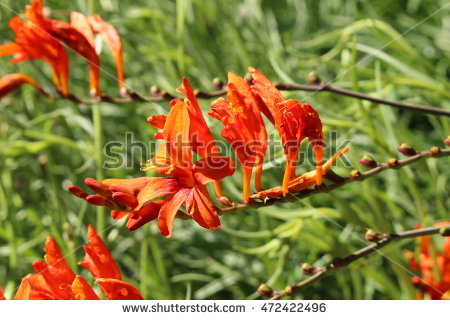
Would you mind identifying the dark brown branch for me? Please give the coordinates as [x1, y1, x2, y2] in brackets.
[276, 82, 450, 116]
[36, 80, 450, 116]
[219, 147, 450, 214]
[267, 224, 450, 300]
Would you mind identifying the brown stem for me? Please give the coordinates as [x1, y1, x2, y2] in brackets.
[268, 224, 450, 300]
[34, 80, 449, 116]
[219, 147, 450, 214]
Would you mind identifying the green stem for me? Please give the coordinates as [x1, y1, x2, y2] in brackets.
[92, 103, 105, 233]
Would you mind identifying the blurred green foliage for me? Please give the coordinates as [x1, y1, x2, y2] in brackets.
[0, 0, 449, 299]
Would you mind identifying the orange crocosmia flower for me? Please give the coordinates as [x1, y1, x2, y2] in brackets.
[250, 147, 349, 201]
[248, 67, 324, 196]
[70, 12, 96, 47]
[0, 73, 46, 99]
[13, 225, 143, 300]
[209, 72, 268, 203]
[87, 15, 125, 95]
[147, 78, 226, 198]
[70, 102, 235, 237]
[0, 15, 69, 95]
[409, 222, 450, 300]
[21, 0, 101, 96]
[140, 100, 235, 237]
[78, 225, 121, 280]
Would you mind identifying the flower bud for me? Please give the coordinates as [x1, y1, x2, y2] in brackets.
[300, 263, 317, 275]
[397, 143, 416, 156]
[212, 78, 224, 90]
[365, 228, 386, 242]
[429, 146, 440, 157]
[332, 257, 345, 268]
[307, 71, 321, 85]
[349, 169, 361, 180]
[444, 136, 450, 146]
[284, 285, 296, 296]
[68, 185, 88, 199]
[387, 158, 399, 168]
[257, 283, 273, 297]
[149, 85, 161, 96]
[359, 155, 377, 168]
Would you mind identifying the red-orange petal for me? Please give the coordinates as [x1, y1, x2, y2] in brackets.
[14, 278, 31, 300]
[86, 195, 112, 207]
[78, 225, 121, 280]
[158, 188, 191, 238]
[163, 100, 192, 168]
[0, 285, 6, 300]
[112, 192, 138, 209]
[71, 275, 99, 300]
[88, 15, 125, 92]
[68, 185, 89, 199]
[126, 201, 162, 231]
[111, 210, 128, 220]
[43, 237, 76, 283]
[185, 185, 220, 231]
[193, 156, 235, 185]
[0, 73, 42, 99]
[84, 178, 112, 198]
[135, 177, 183, 211]
[147, 114, 167, 129]
[70, 12, 95, 47]
[95, 278, 143, 300]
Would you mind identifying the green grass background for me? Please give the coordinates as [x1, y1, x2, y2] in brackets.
[0, 0, 449, 299]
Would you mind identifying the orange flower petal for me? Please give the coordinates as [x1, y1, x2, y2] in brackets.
[0, 285, 6, 300]
[147, 114, 167, 130]
[95, 278, 143, 300]
[103, 177, 151, 195]
[48, 19, 100, 95]
[163, 100, 192, 169]
[112, 192, 138, 209]
[43, 237, 76, 283]
[185, 185, 220, 230]
[177, 77, 219, 157]
[71, 275, 99, 300]
[87, 15, 125, 92]
[78, 225, 121, 280]
[0, 73, 43, 99]
[14, 278, 32, 300]
[111, 210, 128, 220]
[70, 12, 95, 47]
[0, 42, 22, 57]
[135, 177, 183, 211]
[158, 188, 191, 238]
[248, 67, 284, 116]
[193, 156, 235, 185]
[126, 201, 163, 231]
